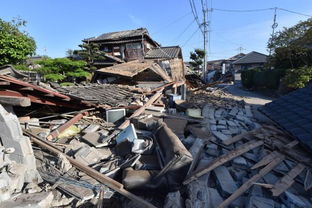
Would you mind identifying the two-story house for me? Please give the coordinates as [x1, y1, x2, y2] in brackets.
[83, 28, 159, 67]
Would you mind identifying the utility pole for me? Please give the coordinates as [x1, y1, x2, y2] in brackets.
[269, 7, 278, 56]
[201, 0, 209, 82]
[203, 9, 207, 81]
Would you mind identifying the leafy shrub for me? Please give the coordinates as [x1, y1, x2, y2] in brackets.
[60, 82, 74, 86]
[241, 68, 285, 89]
[284, 67, 312, 88]
[35, 58, 88, 82]
[241, 68, 260, 89]
[13, 64, 30, 71]
[44, 73, 66, 82]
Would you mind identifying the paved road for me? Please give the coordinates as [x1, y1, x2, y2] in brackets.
[224, 73, 273, 106]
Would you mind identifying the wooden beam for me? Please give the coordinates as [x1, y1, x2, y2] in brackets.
[47, 112, 88, 141]
[251, 151, 280, 169]
[0, 95, 31, 107]
[183, 140, 264, 185]
[24, 130, 157, 208]
[20, 87, 34, 91]
[223, 128, 261, 146]
[0, 81, 10, 85]
[119, 89, 163, 129]
[218, 155, 285, 208]
[271, 163, 305, 196]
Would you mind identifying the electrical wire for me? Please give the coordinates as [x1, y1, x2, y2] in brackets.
[213, 8, 274, 13]
[189, 0, 204, 34]
[182, 26, 201, 47]
[213, 7, 312, 18]
[151, 12, 192, 35]
[277, 7, 312, 18]
[171, 18, 196, 42]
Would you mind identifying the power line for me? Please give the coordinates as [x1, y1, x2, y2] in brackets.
[172, 18, 196, 42]
[151, 12, 192, 35]
[213, 7, 312, 18]
[189, 0, 204, 34]
[213, 8, 274, 13]
[182, 27, 201, 47]
[277, 7, 312, 18]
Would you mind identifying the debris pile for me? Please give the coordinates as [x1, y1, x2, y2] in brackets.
[0, 74, 311, 208]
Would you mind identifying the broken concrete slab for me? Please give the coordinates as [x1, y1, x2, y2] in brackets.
[212, 131, 230, 142]
[163, 191, 184, 208]
[0, 191, 54, 208]
[0, 104, 41, 183]
[246, 196, 274, 208]
[213, 166, 238, 197]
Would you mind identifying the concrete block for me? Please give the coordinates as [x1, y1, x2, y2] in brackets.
[82, 124, 100, 133]
[0, 105, 41, 183]
[217, 125, 227, 130]
[164, 191, 184, 208]
[281, 191, 306, 208]
[229, 108, 239, 117]
[0, 191, 54, 208]
[218, 120, 227, 125]
[212, 131, 230, 142]
[246, 196, 274, 208]
[213, 166, 238, 197]
[233, 156, 248, 169]
[207, 188, 223, 208]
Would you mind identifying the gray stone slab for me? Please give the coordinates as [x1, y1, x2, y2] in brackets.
[246, 196, 274, 208]
[213, 166, 238, 197]
[282, 191, 306, 208]
[82, 124, 100, 133]
[207, 188, 223, 208]
[212, 131, 230, 141]
[217, 125, 227, 130]
[229, 108, 239, 117]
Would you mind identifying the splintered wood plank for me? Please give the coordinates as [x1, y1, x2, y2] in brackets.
[251, 151, 279, 170]
[284, 140, 299, 149]
[183, 140, 264, 185]
[304, 169, 312, 191]
[218, 155, 285, 208]
[271, 163, 305, 196]
[223, 128, 261, 145]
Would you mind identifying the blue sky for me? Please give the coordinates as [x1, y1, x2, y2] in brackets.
[1, 0, 311, 61]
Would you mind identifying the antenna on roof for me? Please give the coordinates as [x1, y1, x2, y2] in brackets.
[236, 46, 246, 54]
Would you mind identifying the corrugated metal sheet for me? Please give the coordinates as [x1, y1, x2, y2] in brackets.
[232, 51, 267, 64]
[145, 46, 181, 59]
[261, 84, 312, 152]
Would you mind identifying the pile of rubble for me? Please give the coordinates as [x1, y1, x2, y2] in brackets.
[0, 74, 311, 208]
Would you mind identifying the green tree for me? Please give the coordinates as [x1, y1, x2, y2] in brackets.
[189, 48, 205, 71]
[35, 58, 90, 82]
[0, 18, 36, 65]
[268, 18, 312, 69]
[76, 42, 107, 71]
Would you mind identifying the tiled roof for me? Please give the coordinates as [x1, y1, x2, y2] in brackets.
[261, 84, 312, 152]
[232, 51, 267, 64]
[84, 28, 148, 42]
[55, 84, 143, 107]
[145, 46, 181, 59]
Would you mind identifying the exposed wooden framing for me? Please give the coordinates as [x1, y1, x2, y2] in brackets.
[218, 155, 285, 208]
[24, 130, 157, 208]
[0, 95, 31, 107]
[0, 81, 10, 85]
[19, 87, 34, 91]
[223, 128, 261, 145]
[183, 140, 264, 185]
[119, 89, 163, 129]
[251, 151, 279, 169]
[47, 112, 88, 141]
[271, 163, 305, 196]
